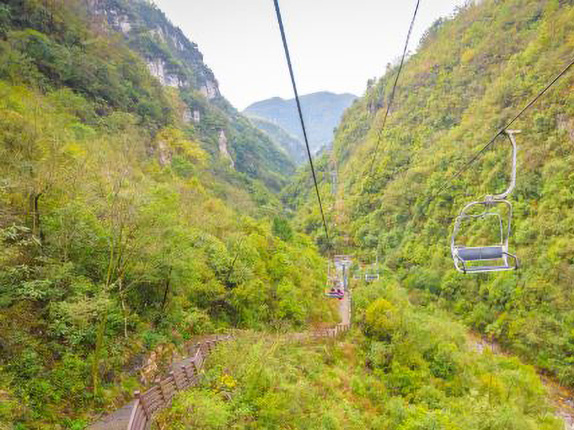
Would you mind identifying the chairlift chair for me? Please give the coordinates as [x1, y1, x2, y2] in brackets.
[365, 255, 380, 282]
[325, 289, 344, 299]
[451, 130, 520, 274]
[324, 260, 344, 298]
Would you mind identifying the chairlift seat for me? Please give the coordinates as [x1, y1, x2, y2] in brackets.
[457, 246, 504, 261]
[452, 244, 518, 273]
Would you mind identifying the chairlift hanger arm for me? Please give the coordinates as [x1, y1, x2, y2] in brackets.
[488, 130, 519, 201]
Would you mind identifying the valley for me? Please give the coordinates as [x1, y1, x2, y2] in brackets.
[1, 0, 574, 429]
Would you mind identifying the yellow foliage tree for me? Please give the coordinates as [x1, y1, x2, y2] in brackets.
[156, 126, 208, 166]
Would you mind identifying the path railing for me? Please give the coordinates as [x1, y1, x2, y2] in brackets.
[88, 302, 351, 430]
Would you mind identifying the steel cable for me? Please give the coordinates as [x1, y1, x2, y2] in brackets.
[273, 0, 331, 245]
[429, 56, 574, 202]
[367, 0, 422, 179]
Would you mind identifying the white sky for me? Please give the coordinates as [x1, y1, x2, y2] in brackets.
[153, 0, 467, 110]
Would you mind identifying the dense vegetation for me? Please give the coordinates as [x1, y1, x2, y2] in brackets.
[2, 0, 573, 428]
[156, 281, 560, 430]
[291, 0, 574, 388]
[0, 1, 332, 428]
[245, 115, 305, 166]
[90, 0, 296, 191]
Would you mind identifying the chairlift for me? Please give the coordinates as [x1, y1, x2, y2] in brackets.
[324, 260, 344, 299]
[325, 287, 344, 299]
[451, 130, 520, 274]
[365, 254, 380, 282]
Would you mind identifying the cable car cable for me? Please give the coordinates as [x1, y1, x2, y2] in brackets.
[367, 0, 421, 179]
[429, 56, 574, 203]
[273, 0, 331, 246]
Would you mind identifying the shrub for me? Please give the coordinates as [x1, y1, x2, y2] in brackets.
[365, 298, 402, 341]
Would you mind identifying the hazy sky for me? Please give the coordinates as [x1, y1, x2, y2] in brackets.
[153, 0, 466, 110]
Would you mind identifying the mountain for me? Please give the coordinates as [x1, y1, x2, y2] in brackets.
[288, 0, 574, 389]
[243, 91, 357, 156]
[0, 0, 329, 427]
[246, 115, 306, 165]
[88, 0, 295, 191]
[1, 0, 572, 428]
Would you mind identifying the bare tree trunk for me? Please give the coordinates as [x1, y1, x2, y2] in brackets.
[160, 267, 173, 312]
[119, 277, 128, 339]
[92, 237, 117, 394]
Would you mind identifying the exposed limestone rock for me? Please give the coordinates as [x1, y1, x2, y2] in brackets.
[157, 139, 172, 167]
[146, 59, 187, 88]
[200, 80, 219, 100]
[87, 0, 220, 95]
[118, 17, 131, 35]
[218, 130, 234, 168]
[182, 108, 192, 123]
[181, 108, 200, 124]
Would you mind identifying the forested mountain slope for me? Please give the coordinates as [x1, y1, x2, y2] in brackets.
[157, 282, 562, 430]
[244, 91, 357, 156]
[89, 0, 295, 191]
[246, 115, 306, 165]
[289, 0, 574, 386]
[0, 0, 332, 427]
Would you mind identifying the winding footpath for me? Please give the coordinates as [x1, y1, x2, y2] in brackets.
[88, 262, 352, 430]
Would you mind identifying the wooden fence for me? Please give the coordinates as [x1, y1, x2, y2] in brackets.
[88, 304, 351, 430]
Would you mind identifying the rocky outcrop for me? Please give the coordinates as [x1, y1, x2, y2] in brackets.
[85, 0, 295, 189]
[182, 108, 192, 123]
[182, 109, 200, 124]
[200, 80, 218, 100]
[156, 139, 172, 167]
[146, 59, 187, 88]
[86, 0, 131, 35]
[218, 130, 234, 168]
[86, 0, 220, 96]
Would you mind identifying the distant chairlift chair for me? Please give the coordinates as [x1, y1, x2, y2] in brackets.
[451, 130, 520, 274]
[324, 260, 344, 298]
[365, 255, 380, 282]
[365, 273, 380, 282]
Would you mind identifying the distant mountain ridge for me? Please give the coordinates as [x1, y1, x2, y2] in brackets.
[243, 92, 357, 159]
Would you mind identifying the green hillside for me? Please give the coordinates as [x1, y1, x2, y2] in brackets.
[0, 0, 331, 427]
[245, 115, 306, 165]
[89, 0, 295, 192]
[292, 0, 574, 386]
[2, 0, 574, 428]
[157, 283, 562, 430]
